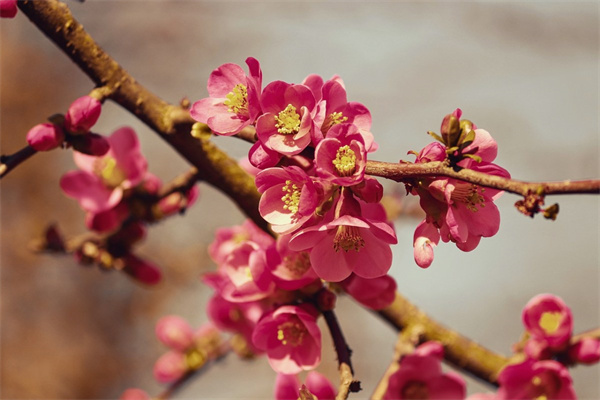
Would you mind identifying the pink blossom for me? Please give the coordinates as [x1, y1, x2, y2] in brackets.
[156, 185, 199, 218]
[153, 350, 187, 383]
[275, 371, 336, 400]
[60, 127, 148, 213]
[256, 166, 323, 234]
[266, 235, 319, 290]
[312, 79, 375, 151]
[496, 359, 576, 400]
[26, 123, 65, 151]
[209, 219, 274, 265]
[350, 176, 383, 204]
[522, 294, 573, 352]
[70, 132, 110, 156]
[119, 389, 150, 400]
[383, 341, 466, 400]
[252, 304, 321, 374]
[0, 0, 17, 18]
[568, 337, 600, 364]
[289, 190, 397, 282]
[190, 57, 262, 136]
[64, 96, 102, 135]
[256, 81, 316, 155]
[247, 141, 283, 169]
[340, 273, 397, 310]
[84, 201, 129, 233]
[315, 123, 367, 187]
[155, 315, 195, 352]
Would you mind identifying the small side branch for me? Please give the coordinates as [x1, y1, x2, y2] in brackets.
[0, 145, 37, 179]
[366, 160, 600, 196]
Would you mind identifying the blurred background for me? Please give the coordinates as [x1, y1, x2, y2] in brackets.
[1, 1, 598, 398]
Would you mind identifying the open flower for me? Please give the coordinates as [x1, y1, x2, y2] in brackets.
[275, 371, 336, 400]
[190, 57, 262, 135]
[496, 359, 575, 400]
[289, 189, 397, 282]
[256, 81, 316, 155]
[252, 304, 321, 374]
[522, 294, 573, 353]
[60, 127, 147, 213]
[384, 341, 466, 400]
[315, 123, 367, 187]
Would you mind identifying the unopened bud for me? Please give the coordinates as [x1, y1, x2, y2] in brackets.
[543, 203, 559, 220]
[316, 289, 337, 311]
[71, 133, 110, 156]
[64, 96, 102, 135]
[440, 114, 460, 147]
[26, 123, 65, 151]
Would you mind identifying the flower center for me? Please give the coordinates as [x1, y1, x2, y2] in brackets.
[281, 180, 301, 215]
[223, 84, 249, 117]
[539, 311, 562, 335]
[450, 183, 485, 212]
[401, 381, 429, 400]
[95, 156, 126, 189]
[277, 318, 306, 347]
[275, 104, 301, 135]
[333, 225, 365, 252]
[322, 111, 348, 135]
[332, 145, 357, 176]
[282, 252, 311, 278]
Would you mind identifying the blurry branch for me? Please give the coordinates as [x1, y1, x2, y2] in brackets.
[377, 293, 511, 385]
[17, 0, 269, 234]
[371, 326, 424, 400]
[0, 145, 37, 179]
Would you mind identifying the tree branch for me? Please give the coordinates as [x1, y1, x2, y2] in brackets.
[0, 145, 37, 179]
[366, 160, 600, 196]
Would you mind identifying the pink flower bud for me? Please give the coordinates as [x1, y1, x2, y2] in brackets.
[26, 123, 64, 151]
[123, 255, 162, 285]
[119, 388, 150, 400]
[153, 350, 187, 383]
[64, 96, 102, 134]
[0, 0, 17, 18]
[155, 316, 194, 351]
[414, 341, 444, 359]
[568, 337, 600, 365]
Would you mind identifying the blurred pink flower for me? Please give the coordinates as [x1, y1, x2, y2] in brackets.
[340, 273, 397, 310]
[383, 341, 466, 400]
[0, 0, 17, 18]
[64, 96, 102, 135]
[155, 315, 195, 352]
[122, 254, 162, 285]
[153, 350, 187, 383]
[190, 57, 262, 135]
[496, 359, 575, 400]
[275, 371, 336, 400]
[252, 304, 321, 374]
[522, 294, 573, 352]
[60, 127, 148, 213]
[568, 337, 600, 365]
[119, 388, 150, 400]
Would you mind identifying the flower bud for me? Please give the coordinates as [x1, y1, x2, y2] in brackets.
[440, 114, 460, 147]
[155, 316, 194, 351]
[568, 338, 600, 365]
[0, 0, 17, 18]
[153, 350, 187, 383]
[123, 254, 162, 285]
[64, 96, 102, 134]
[26, 123, 65, 151]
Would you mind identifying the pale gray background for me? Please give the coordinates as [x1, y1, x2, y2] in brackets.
[1, 1, 598, 399]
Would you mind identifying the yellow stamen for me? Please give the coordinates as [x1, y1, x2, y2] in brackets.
[281, 180, 301, 215]
[223, 84, 249, 116]
[185, 349, 206, 370]
[333, 225, 365, 252]
[275, 104, 301, 135]
[282, 252, 311, 277]
[95, 156, 127, 188]
[322, 111, 348, 135]
[332, 145, 357, 176]
[276, 319, 306, 347]
[450, 183, 485, 212]
[539, 311, 562, 335]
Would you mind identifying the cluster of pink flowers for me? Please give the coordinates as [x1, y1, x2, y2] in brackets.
[408, 108, 510, 268]
[202, 218, 396, 376]
[53, 98, 198, 284]
[192, 58, 397, 283]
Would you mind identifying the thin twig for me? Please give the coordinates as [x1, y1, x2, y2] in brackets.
[0, 145, 37, 179]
